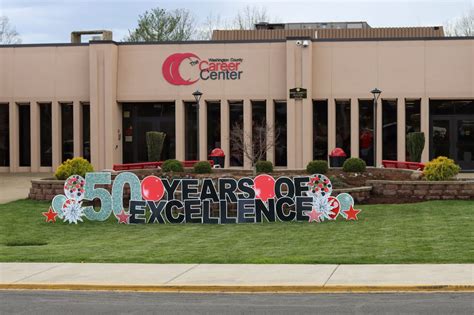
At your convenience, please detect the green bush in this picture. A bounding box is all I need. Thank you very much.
[306,160,328,174]
[55,157,94,180]
[342,157,366,173]
[146,131,166,162]
[423,156,460,181]
[407,132,425,162]
[194,161,212,174]
[161,159,184,172]
[255,160,273,173]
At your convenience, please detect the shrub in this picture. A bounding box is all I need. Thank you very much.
[255,160,273,173]
[342,157,366,173]
[146,131,166,162]
[55,157,94,180]
[407,132,425,162]
[423,156,460,181]
[194,161,212,174]
[161,159,184,172]
[306,160,328,174]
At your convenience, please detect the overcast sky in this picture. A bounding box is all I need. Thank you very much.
[1,0,472,43]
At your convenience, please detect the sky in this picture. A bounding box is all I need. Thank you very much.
[0,0,472,43]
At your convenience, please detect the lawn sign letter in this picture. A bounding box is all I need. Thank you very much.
[44,173,361,224]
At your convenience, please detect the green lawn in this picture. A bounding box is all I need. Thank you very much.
[0,199,473,264]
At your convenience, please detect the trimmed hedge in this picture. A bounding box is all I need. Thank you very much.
[161,159,184,172]
[55,157,94,180]
[423,156,460,181]
[306,160,328,174]
[255,160,273,173]
[194,161,212,174]
[342,157,366,173]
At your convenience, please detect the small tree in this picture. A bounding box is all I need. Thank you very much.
[445,9,474,36]
[229,120,280,174]
[125,7,195,42]
[0,15,21,44]
[407,132,425,162]
[146,131,166,162]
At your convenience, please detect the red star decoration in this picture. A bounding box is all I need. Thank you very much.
[42,207,58,223]
[343,205,361,221]
[305,208,323,223]
[116,209,130,224]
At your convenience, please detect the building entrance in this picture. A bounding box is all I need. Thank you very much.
[430,100,474,170]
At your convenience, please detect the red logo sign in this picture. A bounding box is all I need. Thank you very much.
[162,53,200,86]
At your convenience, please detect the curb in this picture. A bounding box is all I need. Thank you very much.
[1,284,473,293]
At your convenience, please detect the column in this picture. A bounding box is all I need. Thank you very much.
[327,98,336,158]
[9,102,19,172]
[220,100,230,167]
[199,100,207,161]
[376,98,383,167]
[350,98,359,158]
[243,99,252,169]
[175,100,185,161]
[420,97,429,162]
[51,101,61,169]
[73,100,82,158]
[286,99,297,168]
[30,101,40,172]
[265,99,275,164]
[397,97,406,162]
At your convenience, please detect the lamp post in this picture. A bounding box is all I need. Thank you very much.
[371,88,382,167]
[192,89,203,160]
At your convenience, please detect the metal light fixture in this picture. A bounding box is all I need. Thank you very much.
[192,89,203,160]
[371,88,382,167]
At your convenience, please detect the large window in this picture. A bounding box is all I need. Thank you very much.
[122,103,176,163]
[18,104,31,167]
[0,104,9,167]
[274,101,287,166]
[185,101,198,160]
[336,100,351,157]
[206,101,221,155]
[313,100,328,161]
[359,100,374,166]
[405,99,421,160]
[229,101,243,166]
[252,100,266,161]
[382,99,397,161]
[61,103,74,162]
[82,103,90,162]
[39,103,52,166]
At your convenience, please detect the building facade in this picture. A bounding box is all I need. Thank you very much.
[0,35,473,173]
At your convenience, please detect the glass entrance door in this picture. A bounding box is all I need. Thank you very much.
[430,116,474,170]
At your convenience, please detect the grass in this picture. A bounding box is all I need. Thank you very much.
[0,199,473,264]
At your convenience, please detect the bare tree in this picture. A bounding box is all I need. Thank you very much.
[0,15,21,44]
[196,12,229,40]
[229,120,280,173]
[445,9,474,36]
[125,7,196,42]
[233,5,270,30]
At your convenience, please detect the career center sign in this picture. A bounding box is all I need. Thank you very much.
[43,172,361,224]
[162,53,244,85]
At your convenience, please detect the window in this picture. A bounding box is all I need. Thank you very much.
[206,101,221,155]
[82,103,90,162]
[18,104,31,167]
[382,99,397,161]
[229,101,243,166]
[252,100,266,161]
[0,104,9,167]
[61,103,74,162]
[359,100,374,166]
[406,99,421,160]
[274,101,287,166]
[313,100,328,160]
[185,101,198,160]
[336,100,351,157]
[39,103,52,166]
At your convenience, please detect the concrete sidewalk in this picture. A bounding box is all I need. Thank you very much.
[1,263,472,293]
[0,173,53,204]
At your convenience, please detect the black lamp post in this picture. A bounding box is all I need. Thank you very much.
[192,90,203,160]
[371,88,382,166]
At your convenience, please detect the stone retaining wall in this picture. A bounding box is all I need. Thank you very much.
[333,187,372,203]
[367,180,474,200]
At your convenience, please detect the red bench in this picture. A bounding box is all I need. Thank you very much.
[382,160,425,171]
[113,160,214,171]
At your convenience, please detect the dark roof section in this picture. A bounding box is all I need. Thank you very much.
[212,26,445,40]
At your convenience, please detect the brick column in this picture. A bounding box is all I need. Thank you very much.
[199,100,208,161]
[350,98,359,158]
[376,97,383,167]
[220,100,230,167]
[266,99,275,164]
[9,102,19,172]
[73,100,82,158]
[328,98,336,158]
[243,99,252,169]
[51,101,61,169]
[420,98,429,162]
[397,97,406,161]
[30,101,40,172]
[175,100,185,161]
